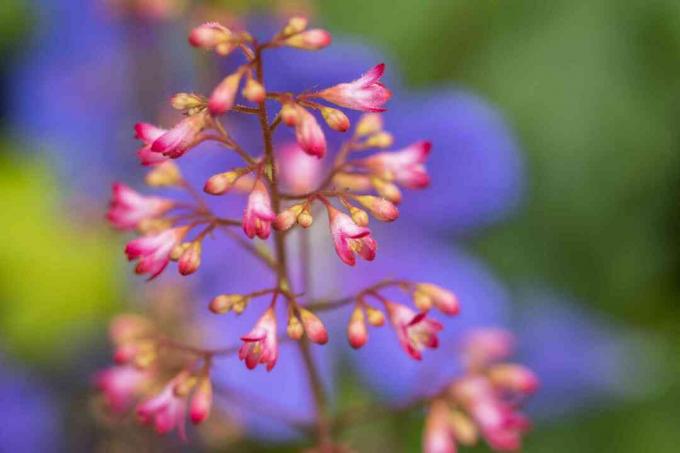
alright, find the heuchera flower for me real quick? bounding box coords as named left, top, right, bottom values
left=134, top=122, right=169, bottom=166
left=386, top=302, right=443, bottom=360
left=317, top=63, right=391, bottom=112
left=125, top=226, right=188, bottom=279
left=361, top=141, right=432, bottom=189
left=208, top=72, right=243, bottom=116
left=189, top=377, right=213, bottom=425
left=239, top=308, right=279, bottom=371
left=136, top=380, right=188, bottom=440
left=283, top=29, right=332, bottom=50
left=243, top=179, right=276, bottom=239
left=423, top=400, right=457, bottom=453
left=107, top=183, right=173, bottom=230
left=327, top=205, right=377, bottom=266
left=95, top=365, right=149, bottom=414
left=188, top=22, right=233, bottom=54
left=413, top=283, right=460, bottom=315
left=151, top=113, right=207, bottom=158
left=295, top=106, right=327, bottom=158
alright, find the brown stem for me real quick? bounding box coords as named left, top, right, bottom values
left=254, top=47, right=334, bottom=450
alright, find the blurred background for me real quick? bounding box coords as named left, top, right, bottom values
left=1, top=0, right=679, bottom=451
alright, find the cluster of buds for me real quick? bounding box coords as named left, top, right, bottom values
left=95, top=311, right=216, bottom=439
left=345, top=280, right=459, bottom=359
left=423, top=329, right=538, bottom=452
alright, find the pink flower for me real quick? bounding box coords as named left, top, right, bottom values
left=361, top=141, right=432, bottom=188
left=317, top=63, right=392, bottom=112
left=277, top=142, right=323, bottom=195
left=347, top=306, right=368, bottom=349
left=188, top=22, right=231, bottom=50
left=387, top=302, right=443, bottom=360
left=295, top=106, right=327, bottom=158
left=151, top=113, right=206, bottom=158
left=189, top=377, right=212, bottom=425
left=423, top=401, right=457, bottom=453
left=283, top=29, right=332, bottom=50
left=134, top=122, right=169, bottom=166
left=95, top=365, right=148, bottom=414
left=299, top=308, right=329, bottom=345
left=327, top=205, right=377, bottom=266
left=107, top=183, right=173, bottom=230
left=243, top=179, right=276, bottom=239
left=137, top=380, right=188, bottom=440
left=414, top=283, right=460, bottom=315
left=488, top=364, right=539, bottom=395
left=239, top=308, right=278, bottom=371
left=125, top=226, right=188, bottom=279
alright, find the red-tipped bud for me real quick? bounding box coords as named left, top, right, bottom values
left=171, top=92, right=206, bottom=113
left=349, top=205, right=370, bottom=227
left=208, top=72, right=243, bottom=116
left=178, top=241, right=201, bottom=275
left=113, top=343, right=137, bottom=364
left=371, top=177, right=402, bottom=204
left=347, top=306, right=368, bottom=349
left=204, top=169, right=246, bottom=195
left=243, top=78, right=266, bottom=103
left=414, top=283, right=460, bottom=315
left=281, top=103, right=300, bottom=126
left=320, top=106, right=350, bottom=132
left=317, top=64, right=391, bottom=112
left=287, top=306, right=304, bottom=340
left=295, top=106, right=327, bottom=158
left=189, top=22, right=232, bottom=51
left=354, top=195, right=399, bottom=222
left=299, top=308, right=328, bottom=344
left=488, top=364, right=539, bottom=395
left=189, top=377, right=213, bottom=425
left=284, top=29, right=332, bottom=50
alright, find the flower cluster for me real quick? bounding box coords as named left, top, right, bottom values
left=94, top=14, right=536, bottom=450
left=423, top=329, right=538, bottom=452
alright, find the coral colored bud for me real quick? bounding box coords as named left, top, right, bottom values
left=171, top=92, right=205, bottom=113
left=280, top=103, right=300, bottom=126
left=365, top=305, right=385, bottom=327
left=189, top=22, right=231, bottom=50
left=349, top=205, right=369, bottom=227
left=151, top=113, right=207, bottom=158
left=273, top=204, right=305, bottom=231
left=297, top=207, right=314, bottom=228
left=320, top=106, right=350, bottom=132
left=178, top=241, right=201, bottom=275
left=243, top=179, right=276, bottom=239
left=317, top=63, right=391, bottom=112
left=287, top=308, right=304, bottom=340
left=449, top=410, right=478, bottom=446
left=488, top=364, right=539, bottom=394
left=414, top=283, right=460, bottom=315
left=145, top=161, right=182, bottom=187
left=355, top=113, right=383, bottom=137
left=204, top=169, right=247, bottom=195
left=354, top=195, right=399, bottom=222
left=242, top=78, right=266, bottom=103
left=299, top=308, right=328, bottom=344
left=282, top=16, right=308, bottom=35
left=209, top=71, right=243, bottom=116
left=364, top=131, right=394, bottom=148
left=190, top=377, right=213, bottom=424
left=347, top=306, right=368, bottom=349
left=284, top=29, right=332, bottom=50
left=295, top=106, right=327, bottom=158
left=170, top=242, right=190, bottom=261
left=209, top=294, right=250, bottom=315
left=371, top=177, right=402, bottom=204
left=423, top=400, right=456, bottom=453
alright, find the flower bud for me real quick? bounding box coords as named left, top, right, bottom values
left=347, top=306, right=368, bottom=349
left=209, top=294, right=250, bottom=315
left=242, top=78, right=266, bottom=103
left=113, top=343, right=137, bottom=364
left=172, top=371, right=197, bottom=397
left=354, top=195, right=399, bottom=222
left=414, top=283, right=459, bottom=315
left=299, top=308, right=328, bottom=344
left=448, top=410, right=478, bottom=446
left=349, top=205, right=369, bottom=227
left=188, top=22, right=231, bottom=50
left=208, top=71, right=243, bottom=116
left=170, top=242, right=191, bottom=261
left=145, top=161, right=182, bottom=187
left=282, top=16, right=308, bottom=35
left=281, top=102, right=300, bottom=126
left=284, top=29, right=332, bottom=50
left=297, top=207, right=314, bottom=228
left=132, top=341, right=157, bottom=369
left=190, top=377, right=213, bottom=425
left=287, top=308, right=304, bottom=340
left=371, top=177, right=402, bottom=204
left=365, top=305, right=385, bottom=327
left=204, top=169, right=246, bottom=195
left=320, top=106, right=350, bottom=132
left=178, top=241, right=201, bottom=275
left=355, top=113, right=383, bottom=137
left=171, top=92, right=205, bottom=113
left=137, top=218, right=173, bottom=234
left=333, top=173, right=372, bottom=191
left=273, top=204, right=305, bottom=231
left=364, top=131, right=393, bottom=148
left=488, top=364, right=539, bottom=394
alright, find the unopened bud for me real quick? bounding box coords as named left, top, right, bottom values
left=355, top=113, right=383, bottom=137
left=448, top=410, right=478, bottom=446
left=190, top=377, right=213, bottom=424
left=347, top=306, right=368, bottom=349
left=170, top=242, right=191, bottom=261
left=364, top=131, right=393, bottom=148
left=281, top=103, right=300, bottom=126
left=209, top=294, right=250, bottom=315
left=204, top=169, right=246, bottom=195
left=282, top=16, right=308, bottom=36
left=371, top=177, right=402, bottom=204
left=320, top=106, right=350, bottom=132
left=171, top=92, right=205, bottom=113
left=284, top=29, right=332, bottom=50
left=188, top=22, right=231, bottom=50
left=243, top=78, right=266, bottom=103
left=208, top=71, right=243, bottom=116
left=354, top=195, right=399, bottom=222
left=145, top=161, right=182, bottom=187
left=349, top=205, right=369, bottom=227
left=299, top=308, right=328, bottom=344
left=178, top=241, right=201, bottom=275
left=488, top=364, right=539, bottom=394
left=287, top=308, right=304, bottom=340
left=273, top=204, right=305, bottom=231
left=414, top=283, right=459, bottom=315
left=297, top=207, right=314, bottom=228
left=365, top=305, right=385, bottom=327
